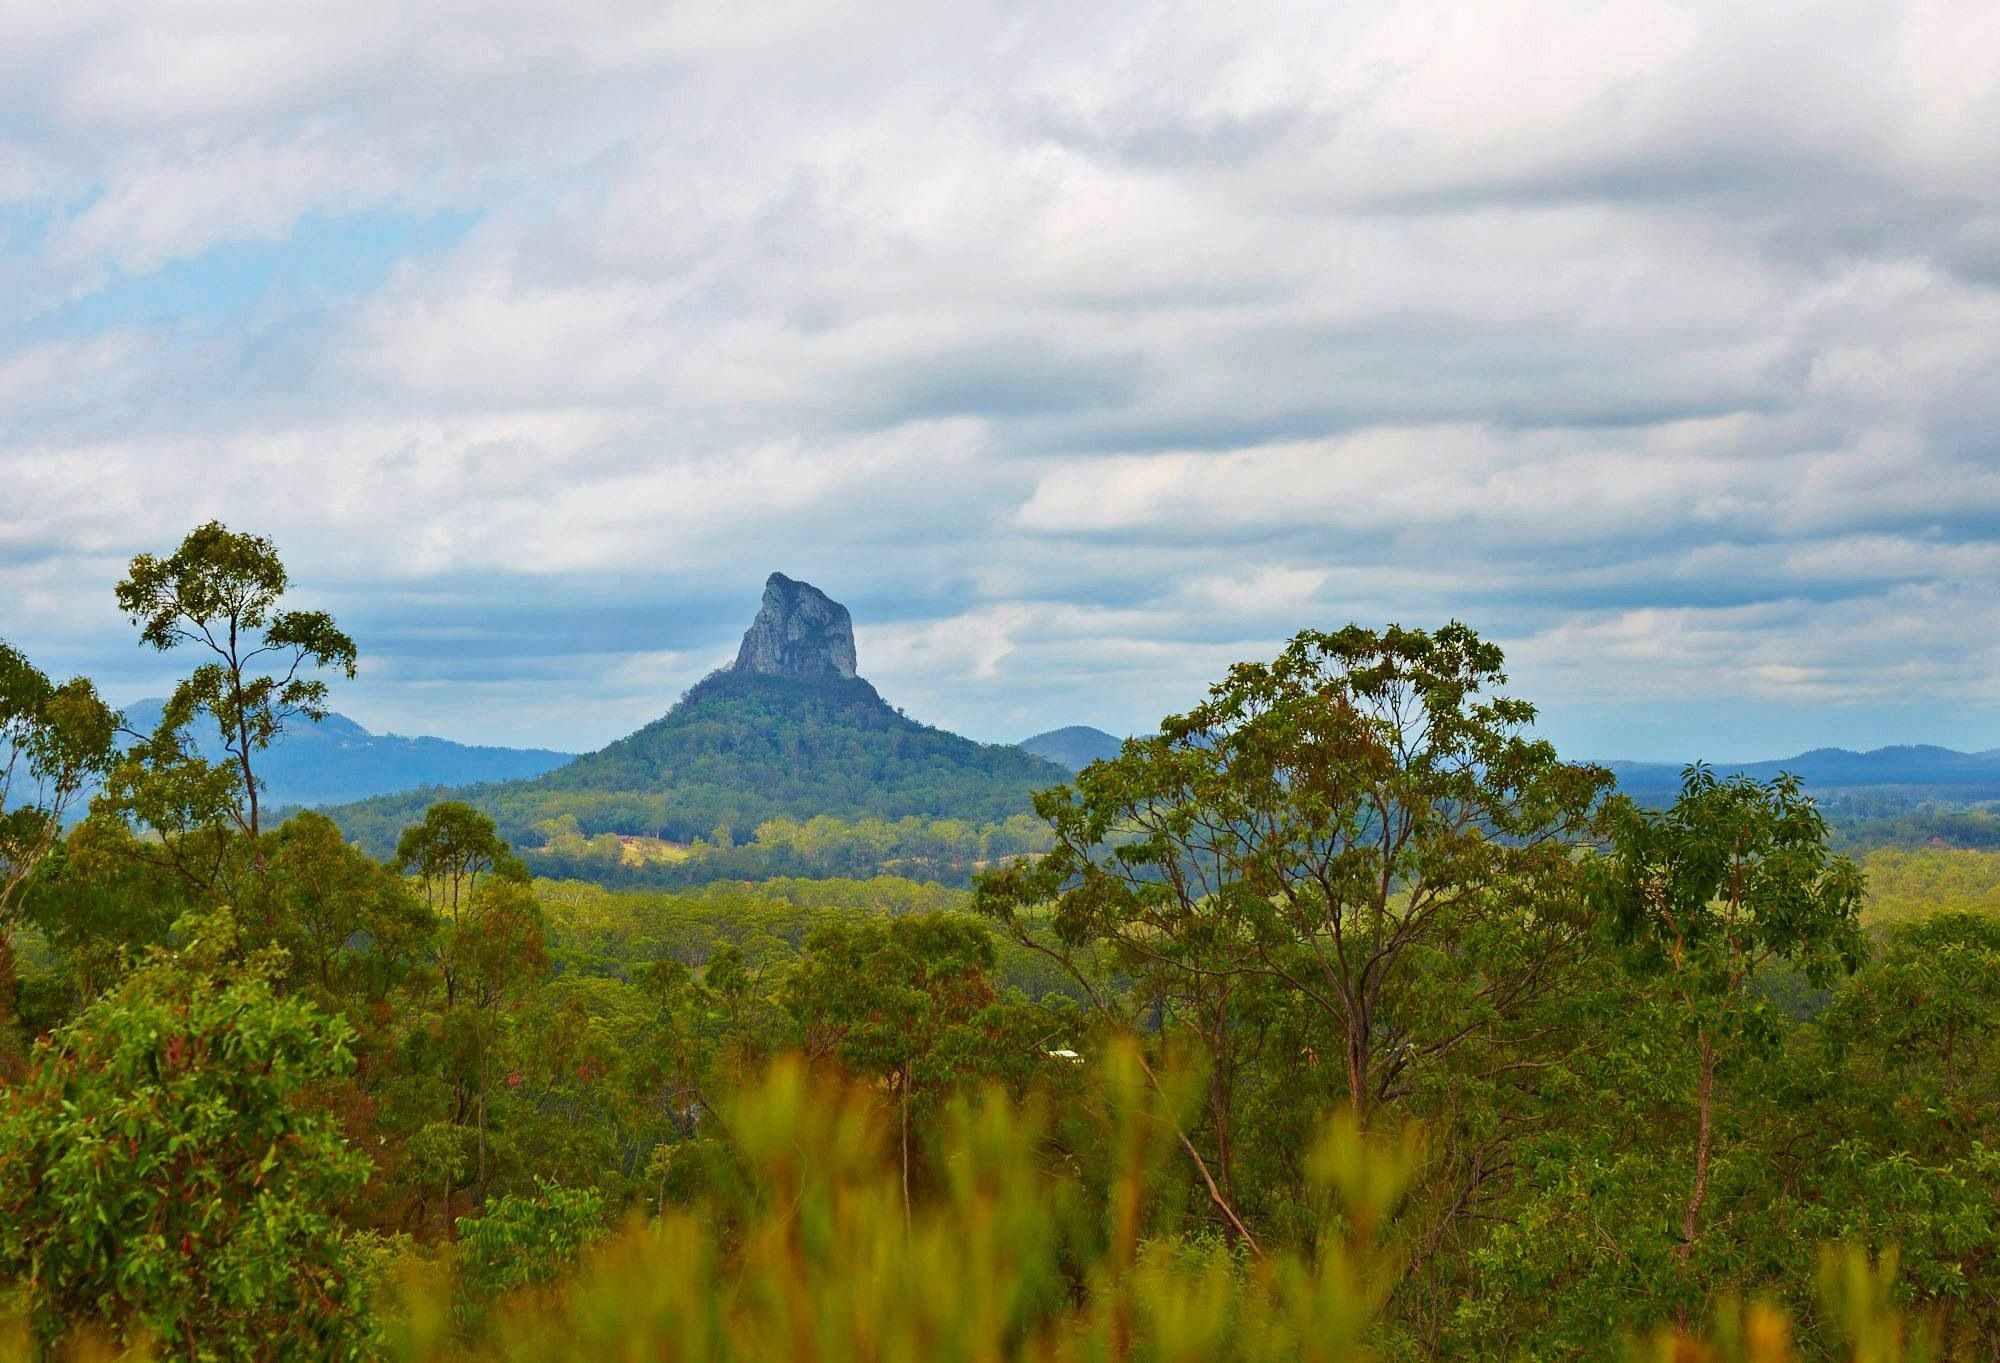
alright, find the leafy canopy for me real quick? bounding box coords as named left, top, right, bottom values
left=981, top=621, right=1613, bottom=1119
left=0, top=640, right=117, bottom=924
left=0, top=909, right=372, bottom=1361
left=113, top=520, right=356, bottom=839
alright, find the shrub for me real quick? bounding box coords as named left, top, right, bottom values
left=0, top=910, right=372, bottom=1361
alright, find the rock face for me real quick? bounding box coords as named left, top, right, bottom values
left=731, top=572, right=859, bottom=681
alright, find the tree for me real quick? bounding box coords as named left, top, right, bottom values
left=396, top=802, right=529, bottom=1006
left=398, top=804, right=525, bottom=924
left=266, top=810, right=431, bottom=1000
left=1594, top=766, right=1864, bottom=1279
left=782, top=913, right=1034, bottom=1219
left=1798, top=911, right=2000, bottom=1339
left=454, top=1178, right=607, bottom=1308
left=396, top=802, right=540, bottom=1209
left=113, top=520, right=356, bottom=843
left=18, top=819, right=188, bottom=1013
left=979, top=623, right=1611, bottom=1251
left=0, top=641, right=117, bottom=926
left=0, top=909, right=372, bottom=1360
left=1821, top=910, right=2000, bottom=1102
left=0, top=640, right=117, bottom=1069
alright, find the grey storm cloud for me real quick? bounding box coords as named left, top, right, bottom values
left=2, top=0, right=1999, bottom=761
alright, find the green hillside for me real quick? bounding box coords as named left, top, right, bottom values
left=322, top=669, right=1069, bottom=860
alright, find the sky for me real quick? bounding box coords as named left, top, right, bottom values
left=3, top=0, right=2000, bottom=762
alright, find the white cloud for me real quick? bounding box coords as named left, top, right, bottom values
left=2, top=0, right=1999, bottom=756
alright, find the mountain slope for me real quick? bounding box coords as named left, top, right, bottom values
left=121, top=698, right=572, bottom=809
left=322, top=670, right=1069, bottom=857
left=1018, top=725, right=1124, bottom=772
left=320, top=574, right=1071, bottom=859
left=536, top=668, right=1068, bottom=824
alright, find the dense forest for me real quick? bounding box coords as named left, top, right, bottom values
left=2, top=523, right=1994, bottom=1361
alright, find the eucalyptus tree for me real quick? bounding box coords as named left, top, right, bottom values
left=396, top=800, right=540, bottom=1207
left=396, top=800, right=531, bottom=1006
left=782, top=912, right=1035, bottom=1219
left=1822, top=909, right=2000, bottom=1104
left=1805, top=911, right=2000, bottom=1341
left=0, top=640, right=117, bottom=1066
left=979, top=623, right=1612, bottom=1245
left=0, top=640, right=117, bottom=925
left=267, top=810, right=431, bottom=1000
left=1594, top=766, right=1864, bottom=1274
left=110, top=520, right=356, bottom=845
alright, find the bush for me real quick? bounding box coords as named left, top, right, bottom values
left=0, top=910, right=372, bottom=1361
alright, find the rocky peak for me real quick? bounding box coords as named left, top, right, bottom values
left=731, top=573, right=859, bottom=681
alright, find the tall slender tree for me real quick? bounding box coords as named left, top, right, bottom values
left=0, top=640, right=117, bottom=1068
left=1594, top=766, right=1864, bottom=1283
left=113, top=521, right=356, bottom=844
left=396, top=800, right=537, bottom=1207
left=0, top=641, right=117, bottom=925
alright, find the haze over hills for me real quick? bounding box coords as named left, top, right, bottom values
left=321, top=573, right=1070, bottom=861
left=119, top=697, right=573, bottom=810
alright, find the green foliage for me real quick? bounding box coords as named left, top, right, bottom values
left=533, top=875, right=1085, bottom=1009
left=453, top=1180, right=607, bottom=1302
left=18, top=820, right=190, bottom=1014
left=0, top=640, right=119, bottom=1070
left=1829, top=797, right=2000, bottom=853
left=1858, top=846, right=2000, bottom=927
left=1599, top=766, right=1867, bottom=993
left=1822, top=910, right=2000, bottom=1094
left=0, top=639, right=118, bottom=923
left=266, top=812, right=433, bottom=1000
left=0, top=910, right=371, bottom=1361
left=7, top=532, right=1998, bottom=1360
left=510, top=809, right=1051, bottom=890
left=1594, top=766, right=1868, bottom=1280
left=978, top=622, right=1615, bottom=1278
left=78, top=521, right=360, bottom=933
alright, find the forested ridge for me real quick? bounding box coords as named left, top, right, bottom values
left=2, top=522, right=1994, bottom=1362
left=319, top=669, right=1069, bottom=874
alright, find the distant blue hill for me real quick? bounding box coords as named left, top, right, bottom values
left=1014, top=730, right=2000, bottom=801
left=1017, top=726, right=1126, bottom=772
left=1606, top=745, right=2000, bottom=803
left=120, top=699, right=574, bottom=810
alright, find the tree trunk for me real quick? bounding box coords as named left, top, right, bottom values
left=1346, top=997, right=1372, bottom=1121
left=238, top=735, right=260, bottom=842
left=1679, top=1026, right=1715, bottom=1261
left=900, top=1072, right=912, bottom=1232
left=1208, top=1028, right=1239, bottom=1231
left=476, top=1041, right=490, bottom=1208
left=226, top=631, right=262, bottom=848
left=0, top=932, right=22, bottom=1081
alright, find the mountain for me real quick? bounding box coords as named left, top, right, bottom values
left=321, top=573, right=1071, bottom=858
left=732, top=570, right=859, bottom=680
left=1606, top=745, right=2000, bottom=804
left=1018, top=726, right=1125, bottom=772
left=119, top=698, right=572, bottom=809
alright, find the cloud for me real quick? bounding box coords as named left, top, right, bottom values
left=1, top=1, right=1998, bottom=758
